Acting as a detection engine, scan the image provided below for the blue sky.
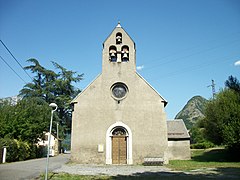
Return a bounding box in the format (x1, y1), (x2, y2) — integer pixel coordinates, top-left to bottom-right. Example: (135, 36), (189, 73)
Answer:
(0, 0), (240, 119)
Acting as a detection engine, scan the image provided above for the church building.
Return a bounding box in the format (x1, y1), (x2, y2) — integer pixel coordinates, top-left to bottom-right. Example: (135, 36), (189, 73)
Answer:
(71, 23), (190, 165)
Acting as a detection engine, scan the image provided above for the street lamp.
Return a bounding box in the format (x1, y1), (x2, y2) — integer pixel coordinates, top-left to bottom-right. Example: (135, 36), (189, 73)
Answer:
(45, 103), (58, 180)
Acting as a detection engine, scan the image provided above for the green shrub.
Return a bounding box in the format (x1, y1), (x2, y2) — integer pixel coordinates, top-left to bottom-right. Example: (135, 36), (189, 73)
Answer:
(191, 141), (215, 149)
(30, 144), (47, 158)
(26, 143), (47, 159)
(17, 140), (31, 161)
(0, 138), (18, 162)
(0, 138), (46, 162)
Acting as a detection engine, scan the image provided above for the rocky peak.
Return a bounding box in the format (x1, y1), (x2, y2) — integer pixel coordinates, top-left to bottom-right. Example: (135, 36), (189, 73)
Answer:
(175, 96), (208, 129)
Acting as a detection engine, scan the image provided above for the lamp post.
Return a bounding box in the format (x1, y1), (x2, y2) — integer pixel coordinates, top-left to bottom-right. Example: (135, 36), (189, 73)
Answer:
(45, 103), (58, 180)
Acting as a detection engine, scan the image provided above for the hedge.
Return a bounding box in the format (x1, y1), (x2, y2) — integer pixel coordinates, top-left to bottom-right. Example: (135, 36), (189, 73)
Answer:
(0, 138), (45, 162)
(190, 141), (215, 149)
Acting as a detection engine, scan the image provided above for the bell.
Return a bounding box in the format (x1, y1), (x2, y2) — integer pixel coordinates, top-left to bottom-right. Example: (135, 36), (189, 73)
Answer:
(110, 52), (116, 57)
(122, 53), (128, 59)
(116, 36), (122, 42)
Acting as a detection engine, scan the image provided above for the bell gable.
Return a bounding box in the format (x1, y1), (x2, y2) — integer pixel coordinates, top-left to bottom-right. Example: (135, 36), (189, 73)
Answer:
(102, 23), (136, 75)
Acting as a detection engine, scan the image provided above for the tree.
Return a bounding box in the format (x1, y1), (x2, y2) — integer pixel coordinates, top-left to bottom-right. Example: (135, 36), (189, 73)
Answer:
(20, 59), (83, 134)
(20, 58), (57, 102)
(0, 97), (52, 143)
(203, 76), (240, 152)
(52, 62), (83, 132)
(0, 101), (15, 138)
(189, 118), (205, 144)
(225, 75), (240, 94)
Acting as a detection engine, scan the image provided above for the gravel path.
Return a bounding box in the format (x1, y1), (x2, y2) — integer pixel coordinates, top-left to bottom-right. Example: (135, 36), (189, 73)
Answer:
(54, 164), (171, 176)
(53, 164), (240, 179)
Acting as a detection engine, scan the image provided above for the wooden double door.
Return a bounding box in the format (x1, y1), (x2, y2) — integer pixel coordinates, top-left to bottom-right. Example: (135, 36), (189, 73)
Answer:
(112, 135), (127, 164)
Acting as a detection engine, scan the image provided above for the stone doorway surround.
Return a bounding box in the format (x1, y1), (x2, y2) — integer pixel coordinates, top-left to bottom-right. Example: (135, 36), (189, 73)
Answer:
(106, 122), (133, 164)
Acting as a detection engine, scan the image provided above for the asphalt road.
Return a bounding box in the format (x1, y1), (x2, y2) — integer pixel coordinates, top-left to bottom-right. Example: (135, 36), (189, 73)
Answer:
(0, 154), (70, 180)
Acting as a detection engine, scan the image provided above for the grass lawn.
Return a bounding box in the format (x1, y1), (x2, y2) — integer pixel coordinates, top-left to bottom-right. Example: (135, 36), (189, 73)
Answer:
(44, 173), (111, 180)
(167, 148), (240, 171)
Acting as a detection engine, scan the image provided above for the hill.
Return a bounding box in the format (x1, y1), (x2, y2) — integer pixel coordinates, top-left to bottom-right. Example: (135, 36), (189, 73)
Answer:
(175, 96), (208, 129)
(0, 95), (22, 105)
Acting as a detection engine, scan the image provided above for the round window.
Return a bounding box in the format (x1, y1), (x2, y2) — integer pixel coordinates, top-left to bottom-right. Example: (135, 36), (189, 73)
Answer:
(111, 83), (128, 99)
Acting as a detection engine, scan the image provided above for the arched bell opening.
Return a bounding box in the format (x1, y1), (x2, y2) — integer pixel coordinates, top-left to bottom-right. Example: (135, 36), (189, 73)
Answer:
(109, 46), (117, 62)
(121, 45), (129, 62)
(116, 32), (122, 44)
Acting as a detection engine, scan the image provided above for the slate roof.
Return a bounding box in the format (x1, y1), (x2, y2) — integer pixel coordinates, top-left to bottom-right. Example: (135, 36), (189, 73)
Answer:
(167, 119), (190, 139)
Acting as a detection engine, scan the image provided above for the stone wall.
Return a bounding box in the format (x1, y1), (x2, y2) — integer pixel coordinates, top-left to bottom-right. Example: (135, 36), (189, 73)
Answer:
(167, 140), (191, 160)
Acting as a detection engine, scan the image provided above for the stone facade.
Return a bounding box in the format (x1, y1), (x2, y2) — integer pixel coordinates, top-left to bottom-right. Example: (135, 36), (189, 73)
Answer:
(71, 23), (189, 165)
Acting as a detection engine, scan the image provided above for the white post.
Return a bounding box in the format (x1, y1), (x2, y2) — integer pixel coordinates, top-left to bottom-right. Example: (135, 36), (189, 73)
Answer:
(45, 103), (57, 180)
(2, 147), (7, 163)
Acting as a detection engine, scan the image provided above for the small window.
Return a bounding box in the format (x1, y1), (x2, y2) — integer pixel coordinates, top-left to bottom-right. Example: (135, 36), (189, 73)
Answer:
(116, 32), (122, 44)
(109, 46), (117, 62)
(121, 45), (129, 62)
(44, 135), (48, 141)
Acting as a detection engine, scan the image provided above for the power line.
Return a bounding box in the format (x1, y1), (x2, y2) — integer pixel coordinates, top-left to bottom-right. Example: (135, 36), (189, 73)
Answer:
(0, 40), (44, 92)
(0, 39), (33, 81)
(145, 31), (240, 65)
(0, 55), (27, 84)
(163, 55), (233, 78)
(144, 38), (240, 71)
(147, 54), (237, 82)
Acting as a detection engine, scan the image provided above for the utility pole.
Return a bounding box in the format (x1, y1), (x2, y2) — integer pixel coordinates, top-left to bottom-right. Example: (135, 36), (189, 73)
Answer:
(57, 123), (59, 140)
(207, 79), (216, 98)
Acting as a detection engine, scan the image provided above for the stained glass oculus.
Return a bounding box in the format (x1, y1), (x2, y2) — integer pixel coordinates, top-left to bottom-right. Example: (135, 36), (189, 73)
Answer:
(112, 83), (128, 99)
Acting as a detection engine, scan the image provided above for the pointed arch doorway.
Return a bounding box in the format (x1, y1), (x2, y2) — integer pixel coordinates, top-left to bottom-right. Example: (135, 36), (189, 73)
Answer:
(106, 122), (133, 165)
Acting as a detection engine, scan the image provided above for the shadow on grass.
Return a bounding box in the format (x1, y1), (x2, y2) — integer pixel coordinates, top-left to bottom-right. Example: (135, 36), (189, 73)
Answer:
(111, 167), (240, 179)
(192, 148), (240, 162)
